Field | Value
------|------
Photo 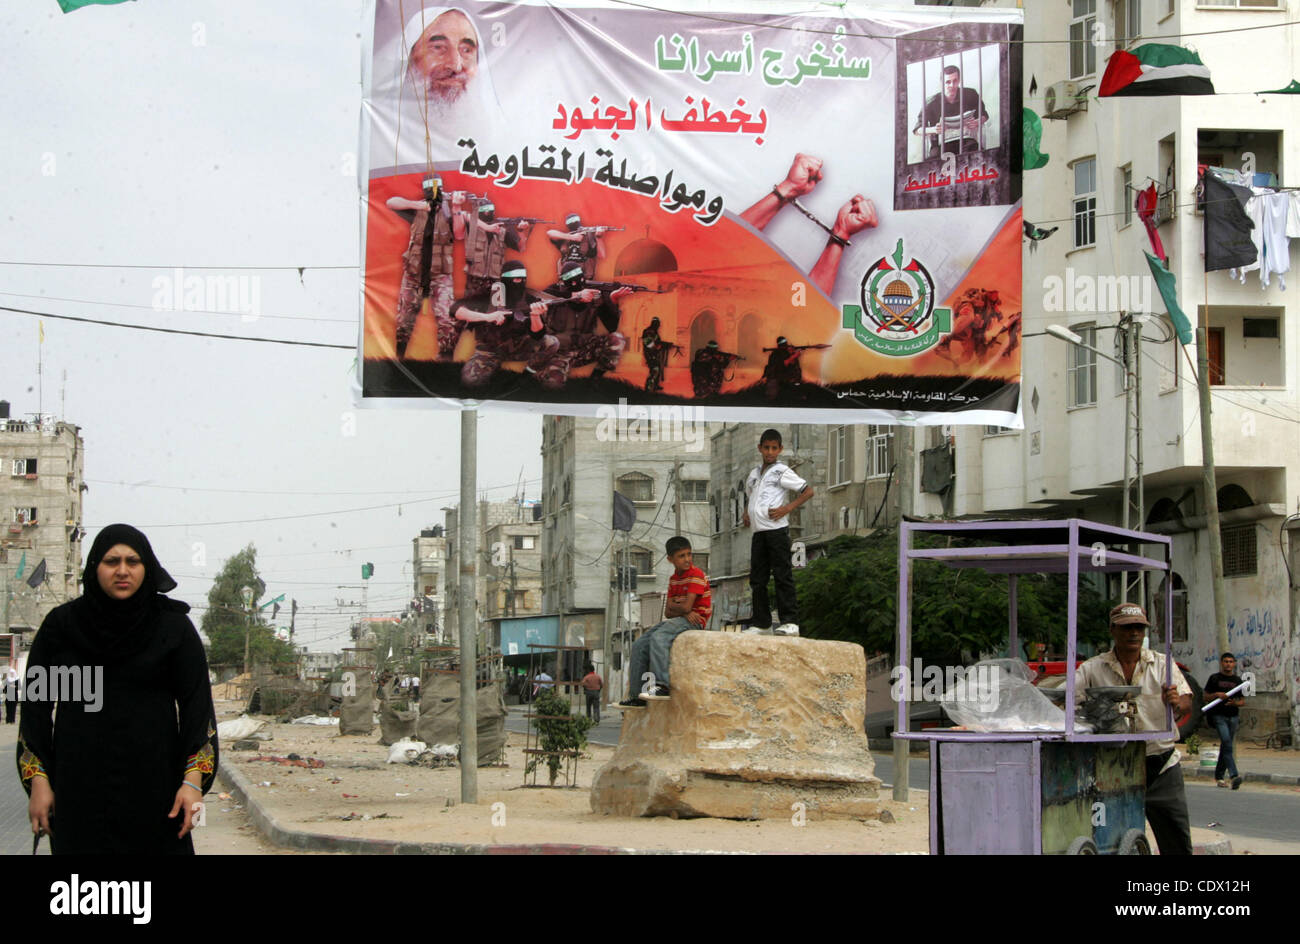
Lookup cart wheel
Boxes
[1066,837,1099,855]
[1118,828,1151,855]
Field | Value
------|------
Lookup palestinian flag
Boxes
[57,0,134,12]
[1100,44,1214,97]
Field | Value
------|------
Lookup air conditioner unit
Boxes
[1043,80,1086,119]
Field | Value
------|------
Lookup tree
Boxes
[201,544,296,672]
[794,532,1112,664]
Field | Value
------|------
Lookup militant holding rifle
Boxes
[587,280,667,296]
[762,343,832,352]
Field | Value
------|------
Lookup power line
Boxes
[2,305,351,350]
[0,290,353,325]
[86,476,541,498]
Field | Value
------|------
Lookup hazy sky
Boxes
[1,1,543,652]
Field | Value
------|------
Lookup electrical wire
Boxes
[0,290,353,325]
[2,305,351,350]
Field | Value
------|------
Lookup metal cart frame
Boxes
[894,518,1177,854]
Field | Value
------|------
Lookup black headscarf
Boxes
[71,524,178,657]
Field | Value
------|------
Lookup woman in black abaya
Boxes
[17,524,218,854]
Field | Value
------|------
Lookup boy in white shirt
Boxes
[742,429,814,636]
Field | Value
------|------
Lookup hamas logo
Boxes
[842,238,951,357]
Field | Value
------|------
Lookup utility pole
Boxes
[893,421,915,802]
[458,408,479,803]
[1197,319,1228,654]
[673,461,683,538]
[1119,313,1145,604]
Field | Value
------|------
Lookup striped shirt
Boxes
[668,565,711,622]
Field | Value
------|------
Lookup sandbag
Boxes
[416,672,460,746]
[339,673,375,736]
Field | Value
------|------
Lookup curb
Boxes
[1182,765,1300,786]
[1193,837,1234,856]
[215,762,746,855]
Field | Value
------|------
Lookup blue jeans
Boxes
[627,617,695,695]
[1212,715,1240,779]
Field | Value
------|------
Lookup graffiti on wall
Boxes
[1220,608,1286,692]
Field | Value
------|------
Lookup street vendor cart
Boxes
[895,519,1179,855]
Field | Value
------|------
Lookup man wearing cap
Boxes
[453,260,559,387]
[1075,603,1194,855]
[386,177,467,359]
[461,199,530,297]
[548,213,608,280]
[535,265,632,389]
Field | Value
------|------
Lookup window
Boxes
[1072,158,1097,249]
[867,425,894,478]
[1069,0,1097,79]
[1221,524,1257,577]
[627,546,654,577]
[13,507,38,525]
[11,458,36,476]
[1115,0,1141,49]
[512,534,535,550]
[1199,0,1283,8]
[1243,317,1279,339]
[831,426,849,485]
[984,425,1014,436]
[711,496,721,534]
[1118,165,1133,228]
[680,479,708,502]
[1067,324,1098,407]
[617,471,654,503]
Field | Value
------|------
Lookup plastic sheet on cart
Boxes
[941,659,1093,733]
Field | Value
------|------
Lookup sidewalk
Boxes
[1180,736,1300,786]
[211,701,1248,855]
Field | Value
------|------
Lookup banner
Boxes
[358,1,1023,424]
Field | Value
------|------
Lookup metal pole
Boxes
[1196,325,1228,655]
[1134,322,1145,605]
[1121,317,1133,603]
[458,408,479,803]
[893,423,914,801]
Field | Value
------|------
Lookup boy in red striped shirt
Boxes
[618,536,711,706]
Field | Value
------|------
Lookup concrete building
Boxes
[912,0,1300,742]
[412,526,447,642]
[540,414,715,689]
[442,499,541,643]
[300,649,341,679]
[0,406,85,651]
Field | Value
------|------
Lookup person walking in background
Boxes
[1204,653,1246,790]
[581,663,603,723]
[3,665,19,724]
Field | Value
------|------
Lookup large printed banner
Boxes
[359,1,1023,424]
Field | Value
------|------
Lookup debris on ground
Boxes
[249,754,326,768]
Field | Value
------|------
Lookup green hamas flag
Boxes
[58,0,134,12]
[1144,251,1192,345]
[1022,108,1049,170]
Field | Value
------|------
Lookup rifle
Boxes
[577,226,625,235]
[587,280,667,296]
[496,216,553,226]
[761,343,831,352]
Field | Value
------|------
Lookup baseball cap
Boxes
[1109,602,1149,626]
